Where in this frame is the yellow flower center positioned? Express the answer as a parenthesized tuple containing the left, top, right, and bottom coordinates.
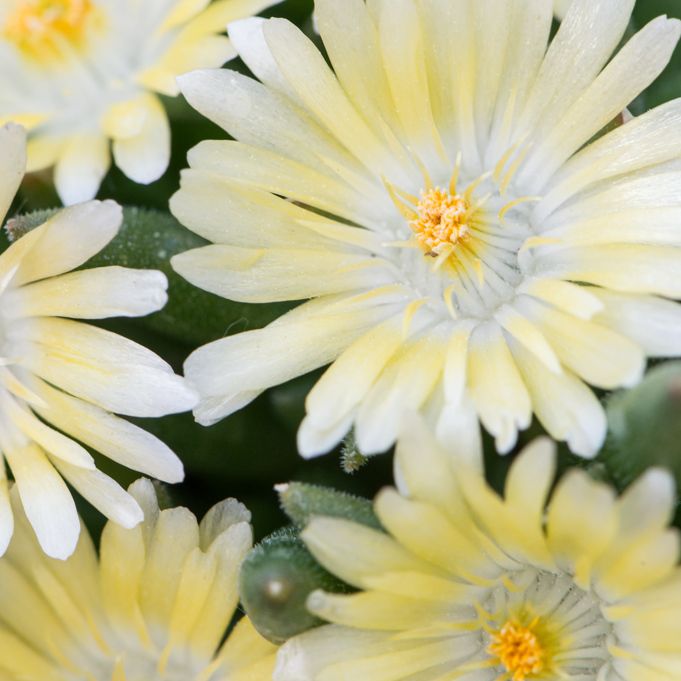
(4, 0, 95, 60)
(410, 187, 472, 257)
(488, 619, 545, 681)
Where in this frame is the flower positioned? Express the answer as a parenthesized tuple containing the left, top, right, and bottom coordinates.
(0, 478, 278, 680)
(0, 0, 281, 205)
(275, 417, 681, 681)
(171, 0, 681, 461)
(0, 123, 196, 559)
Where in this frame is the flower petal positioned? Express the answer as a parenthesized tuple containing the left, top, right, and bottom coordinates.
(51, 461, 144, 530)
(13, 200, 122, 286)
(112, 95, 170, 184)
(511, 339, 607, 458)
(4, 443, 79, 560)
(0, 123, 26, 223)
(184, 296, 398, 425)
(22, 318, 196, 418)
(33, 380, 184, 484)
(6, 267, 167, 319)
(468, 322, 531, 454)
(54, 133, 110, 206)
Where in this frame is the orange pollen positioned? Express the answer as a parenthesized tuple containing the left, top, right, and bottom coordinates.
(4, 0, 94, 58)
(488, 620, 545, 681)
(410, 187, 471, 257)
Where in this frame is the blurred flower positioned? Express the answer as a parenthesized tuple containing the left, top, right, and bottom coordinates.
(172, 0, 681, 460)
(276, 418, 681, 681)
(0, 478, 278, 680)
(0, 0, 280, 205)
(0, 123, 196, 559)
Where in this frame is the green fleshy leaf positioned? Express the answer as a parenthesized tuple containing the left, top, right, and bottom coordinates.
(278, 482, 381, 531)
(239, 527, 350, 644)
(603, 362, 681, 507)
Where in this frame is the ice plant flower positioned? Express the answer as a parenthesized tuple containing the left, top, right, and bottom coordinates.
(0, 123, 196, 559)
(172, 0, 681, 460)
(0, 479, 278, 680)
(275, 418, 681, 681)
(0, 0, 281, 205)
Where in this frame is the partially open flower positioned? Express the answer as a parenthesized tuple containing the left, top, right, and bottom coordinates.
(0, 0, 281, 204)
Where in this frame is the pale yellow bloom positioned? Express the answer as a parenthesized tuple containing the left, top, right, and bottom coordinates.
(172, 0, 681, 460)
(0, 0, 280, 204)
(276, 418, 681, 681)
(0, 123, 196, 559)
(0, 479, 278, 681)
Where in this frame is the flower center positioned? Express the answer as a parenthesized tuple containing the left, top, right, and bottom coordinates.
(4, 0, 95, 60)
(410, 188, 472, 256)
(477, 570, 612, 681)
(489, 619, 545, 681)
(384, 155, 544, 320)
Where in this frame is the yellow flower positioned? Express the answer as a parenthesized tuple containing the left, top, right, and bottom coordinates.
(0, 0, 281, 204)
(275, 418, 681, 681)
(0, 479, 278, 680)
(171, 0, 681, 460)
(0, 123, 196, 559)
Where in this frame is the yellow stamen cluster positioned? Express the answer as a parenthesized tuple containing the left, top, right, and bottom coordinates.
(410, 187, 471, 257)
(4, 0, 95, 59)
(488, 620, 545, 681)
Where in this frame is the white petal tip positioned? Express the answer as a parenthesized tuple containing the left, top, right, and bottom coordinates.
(640, 467, 676, 497)
(159, 459, 185, 485)
(113, 502, 145, 529)
(177, 69, 216, 97)
(227, 16, 265, 39)
(40, 530, 80, 561)
(296, 432, 333, 460)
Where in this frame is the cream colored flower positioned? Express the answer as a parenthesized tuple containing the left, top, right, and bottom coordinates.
(0, 123, 196, 559)
(0, 478, 278, 681)
(171, 0, 681, 461)
(275, 418, 681, 681)
(0, 0, 280, 205)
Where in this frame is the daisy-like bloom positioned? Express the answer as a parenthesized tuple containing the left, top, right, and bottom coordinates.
(0, 0, 280, 205)
(275, 418, 681, 681)
(0, 123, 196, 559)
(0, 478, 278, 681)
(172, 0, 681, 461)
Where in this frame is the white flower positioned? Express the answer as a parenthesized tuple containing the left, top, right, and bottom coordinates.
(0, 0, 280, 204)
(0, 123, 196, 559)
(172, 0, 681, 460)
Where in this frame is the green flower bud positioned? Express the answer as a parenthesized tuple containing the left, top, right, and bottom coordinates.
(277, 482, 381, 531)
(239, 527, 350, 644)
